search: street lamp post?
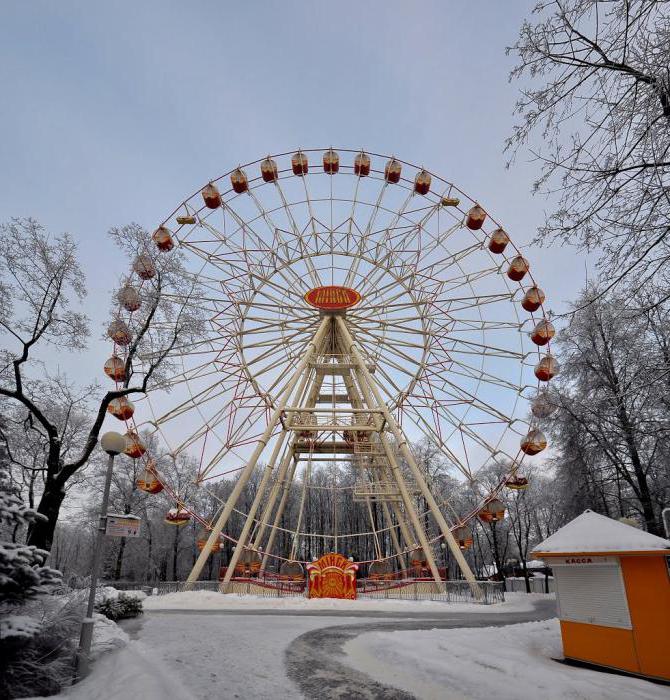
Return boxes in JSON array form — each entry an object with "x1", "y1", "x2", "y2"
[
  {"x1": 440, "y1": 541, "x2": 447, "y2": 581},
  {"x1": 74, "y1": 431, "x2": 126, "y2": 680}
]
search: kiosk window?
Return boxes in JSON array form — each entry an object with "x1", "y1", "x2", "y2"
[{"x1": 554, "y1": 563, "x2": 631, "y2": 629}]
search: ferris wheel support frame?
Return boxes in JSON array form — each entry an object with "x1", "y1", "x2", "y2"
[
  {"x1": 335, "y1": 316, "x2": 482, "y2": 598},
  {"x1": 220, "y1": 423, "x2": 289, "y2": 591},
  {"x1": 185, "y1": 316, "x2": 332, "y2": 587},
  {"x1": 188, "y1": 310, "x2": 482, "y2": 594},
  {"x1": 381, "y1": 499, "x2": 408, "y2": 570}
]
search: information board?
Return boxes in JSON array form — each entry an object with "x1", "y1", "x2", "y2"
[{"x1": 105, "y1": 513, "x2": 141, "y2": 538}]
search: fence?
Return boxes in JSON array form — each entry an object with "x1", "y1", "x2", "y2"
[
  {"x1": 358, "y1": 579, "x2": 505, "y2": 604},
  {"x1": 112, "y1": 578, "x2": 504, "y2": 604},
  {"x1": 504, "y1": 576, "x2": 555, "y2": 594}
]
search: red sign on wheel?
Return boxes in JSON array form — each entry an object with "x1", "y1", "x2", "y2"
[{"x1": 304, "y1": 286, "x2": 361, "y2": 311}]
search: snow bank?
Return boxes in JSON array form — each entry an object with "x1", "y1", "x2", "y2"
[
  {"x1": 345, "y1": 619, "x2": 667, "y2": 699},
  {"x1": 89, "y1": 612, "x2": 129, "y2": 660},
  {"x1": 144, "y1": 590, "x2": 551, "y2": 613},
  {"x1": 98, "y1": 585, "x2": 147, "y2": 602},
  {"x1": 47, "y1": 640, "x2": 195, "y2": 700}
]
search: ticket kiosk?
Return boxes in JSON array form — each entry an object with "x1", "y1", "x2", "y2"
[{"x1": 533, "y1": 510, "x2": 670, "y2": 682}]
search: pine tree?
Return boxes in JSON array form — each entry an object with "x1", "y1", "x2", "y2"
[{"x1": 0, "y1": 444, "x2": 62, "y2": 641}]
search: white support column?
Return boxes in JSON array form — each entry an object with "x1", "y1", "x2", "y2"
[
  {"x1": 376, "y1": 429, "x2": 444, "y2": 587},
  {"x1": 260, "y1": 456, "x2": 299, "y2": 570},
  {"x1": 185, "y1": 316, "x2": 331, "y2": 586},
  {"x1": 337, "y1": 320, "x2": 442, "y2": 587},
  {"x1": 337, "y1": 315, "x2": 482, "y2": 598},
  {"x1": 220, "y1": 434, "x2": 289, "y2": 590},
  {"x1": 383, "y1": 498, "x2": 409, "y2": 570},
  {"x1": 290, "y1": 446, "x2": 313, "y2": 561},
  {"x1": 252, "y1": 450, "x2": 293, "y2": 552}
]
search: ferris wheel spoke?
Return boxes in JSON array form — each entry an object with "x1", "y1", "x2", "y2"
[
  {"x1": 416, "y1": 240, "x2": 483, "y2": 279},
  {"x1": 239, "y1": 323, "x2": 319, "y2": 369},
  {"x1": 357, "y1": 202, "x2": 442, "y2": 298},
  {"x1": 272, "y1": 179, "x2": 323, "y2": 286},
  {"x1": 427, "y1": 355, "x2": 522, "y2": 394},
  {"x1": 415, "y1": 394, "x2": 509, "y2": 456},
  {"x1": 441, "y1": 292, "x2": 515, "y2": 313},
  {"x1": 353, "y1": 329, "x2": 426, "y2": 373},
  {"x1": 416, "y1": 219, "x2": 465, "y2": 260},
  {"x1": 151, "y1": 380, "x2": 237, "y2": 427},
  {"x1": 395, "y1": 402, "x2": 476, "y2": 480},
  {"x1": 345, "y1": 178, "x2": 390, "y2": 286},
  {"x1": 431, "y1": 333, "x2": 525, "y2": 361},
  {"x1": 217, "y1": 200, "x2": 312, "y2": 294},
  {"x1": 246, "y1": 189, "x2": 316, "y2": 293}
]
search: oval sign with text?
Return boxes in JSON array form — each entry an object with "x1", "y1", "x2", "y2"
[{"x1": 304, "y1": 286, "x2": 361, "y2": 311}]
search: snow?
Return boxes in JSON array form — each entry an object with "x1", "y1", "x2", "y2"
[
  {"x1": 0, "y1": 614, "x2": 42, "y2": 640},
  {"x1": 98, "y1": 585, "x2": 147, "y2": 602},
  {"x1": 533, "y1": 510, "x2": 670, "y2": 555},
  {"x1": 144, "y1": 590, "x2": 550, "y2": 614},
  {"x1": 131, "y1": 612, "x2": 366, "y2": 699},
  {"x1": 344, "y1": 619, "x2": 669, "y2": 699},
  {"x1": 44, "y1": 613, "x2": 383, "y2": 700},
  {"x1": 89, "y1": 612, "x2": 129, "y2": 660},
  {"x1": 49, "y1": 640, "x2": 196, "y2": 700}
]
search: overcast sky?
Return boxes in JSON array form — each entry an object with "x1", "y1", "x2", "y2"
[{"x1": 0, "y1": 1, "x2": 591, "y2": 405}]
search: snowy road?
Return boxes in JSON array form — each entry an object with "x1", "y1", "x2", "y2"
[
  {"x1": 284, "y1": 599, "x2": 557, "y2": 699},
  {"x1": 125, "y1": 611, "x2": 388, "y2": 699},
  {"x1": 126, "y1": 598, "x2": 558, "y2": 699}
]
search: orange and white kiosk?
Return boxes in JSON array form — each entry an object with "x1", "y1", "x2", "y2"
[{"x1": 533, "y1": 510, "x2": 670, "y2": 682}]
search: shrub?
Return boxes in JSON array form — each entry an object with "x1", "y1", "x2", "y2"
[
  {"x1": 0, "y1": 445, "x2": 73, "y2": 698},
  {"x1": 95, "y1": 592, "x2": 144, "y2": 621},
  {"x1": 0, "y1": 595, "x2": 83, "y2": 699}
]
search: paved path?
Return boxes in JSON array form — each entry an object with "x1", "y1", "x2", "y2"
[
  {"x1": 132, "y1": 599, "x2": 556, "y2": 699},
  {"x1": 284, "y1": 599, "x2": 557, "y2": 699}
]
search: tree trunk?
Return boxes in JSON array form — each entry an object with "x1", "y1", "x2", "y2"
[
  {"x1": 114, "y1": 537, "x2": 127, "y2": 580},
  {"x1": 27, "y1": 478, "x2": 65, "y2": 551},
  {"x1": 521, "y1": 559, "x2": 530, "y2": 594},
  {"x1": 490, "y1": 523, "x2": 506, "y2": 592},
  {"x1": 146, "y1": 525, "x2": 153, "y2": 583},
  {"x1": 172, "y1": 526, "x2": 180, "y2": 580}
]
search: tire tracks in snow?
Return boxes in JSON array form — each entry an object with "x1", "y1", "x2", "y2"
[{"x1": 284, "y1": 599, "x2": 556, "y2": 699}]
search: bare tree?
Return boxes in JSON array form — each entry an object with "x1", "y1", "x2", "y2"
[
  {"x1": 544, "y1": 285, "x2": 668, "y2": 533},
  {"x1": 0, "y1": 219, "x2": 204, "y2": 551},
  {"x1": 508, "y1": 1, "x2": 670, "y2": 298}
]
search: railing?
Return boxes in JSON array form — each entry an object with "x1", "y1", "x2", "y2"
[
  {"x1": 142, "y1": 579, "x2": 306, "y2": 597},
  {"x1": 357, "y1": 579, "x2": 505, "y2": 604},
  {"x1": 285, "y1": 409, "x2": 382, "y2": 430},
  {"x1": 101, "y1": 577, "x2": 505, "y2": 603},
  {"x1": 352, "y1": 480, "x2": 403, "y2": 501},
  {"x1": 504, "y1": 576, "x2": 554, "y2": 594}
]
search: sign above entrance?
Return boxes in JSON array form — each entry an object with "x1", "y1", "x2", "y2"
[{"x1": 304, "y1": 286, "x2": 361, "y2": 311}]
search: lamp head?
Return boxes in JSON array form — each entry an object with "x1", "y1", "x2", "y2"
[{"x1": 100, "y1": 431, "x2": 126, "y2": 456}]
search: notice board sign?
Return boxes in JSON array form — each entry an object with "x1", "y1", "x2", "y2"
[{"x1": 105, "y1": 513, "x2": 141, "y2": 538}]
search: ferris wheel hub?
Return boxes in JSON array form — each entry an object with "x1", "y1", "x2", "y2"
[{"x1": 304, "y1": 285, "x2": 361, "y2": 312}]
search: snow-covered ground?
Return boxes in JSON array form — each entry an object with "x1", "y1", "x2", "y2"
[
  {"x1": 144, "y1": 590, "x2": 550, "y2": 613},
  {"x1": 38, "y1": 594, "x2": 667, "y2": 700},
  {"x1": 59, "y1": 613, "x2": 383, "y2": 700},
  {"x1": 344, "y1": 619, "x2": 668, "y2": 700}
]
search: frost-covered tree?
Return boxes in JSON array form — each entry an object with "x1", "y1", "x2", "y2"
[
  {"x1": 542, "y1": 286, "x2": 669, "y2": 533},
  {"x1": 0, "y1": 219, "x2": 205, "y2": 551},
  {"x1": 0, "y1": 443, "x2": 61, "y2": 642},
  {"x1": 508, "y1": 0, "x2": 670, "y2": 298}
]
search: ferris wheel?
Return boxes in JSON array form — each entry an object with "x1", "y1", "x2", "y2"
[{"x1": 104, "y1": 147, "x2": 557, "y2": 592}]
